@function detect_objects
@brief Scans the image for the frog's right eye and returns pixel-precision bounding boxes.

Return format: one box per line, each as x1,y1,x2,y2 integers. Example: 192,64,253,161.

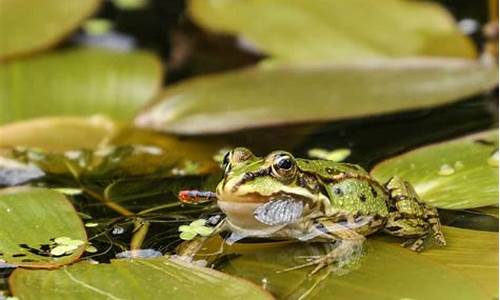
271,153,296,180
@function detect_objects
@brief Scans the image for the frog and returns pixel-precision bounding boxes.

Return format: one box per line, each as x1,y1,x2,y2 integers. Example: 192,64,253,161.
179,147,446,274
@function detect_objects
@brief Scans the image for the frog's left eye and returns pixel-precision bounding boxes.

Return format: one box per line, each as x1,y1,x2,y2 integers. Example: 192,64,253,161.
272,154,296,178
222,151,231,172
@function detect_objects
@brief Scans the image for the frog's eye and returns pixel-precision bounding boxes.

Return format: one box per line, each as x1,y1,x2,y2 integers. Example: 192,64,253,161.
232,147,254,163
222,151,231,171
272,154,296,178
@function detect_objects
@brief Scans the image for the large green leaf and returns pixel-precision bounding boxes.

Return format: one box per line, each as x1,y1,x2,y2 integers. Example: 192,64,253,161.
215,227,497,300
0,48,163,124
0,187,87,268
0,0,101,60
371,129,498,209
9,257,274,300
189,0,475,64
135,58,497,134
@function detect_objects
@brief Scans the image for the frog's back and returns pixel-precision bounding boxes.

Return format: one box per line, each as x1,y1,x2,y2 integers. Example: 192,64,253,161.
297,159,389,218
296,159,369,178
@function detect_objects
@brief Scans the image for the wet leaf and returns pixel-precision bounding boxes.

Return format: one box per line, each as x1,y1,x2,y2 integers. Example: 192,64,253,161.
0,187,87,268
371,129,498,209
0,119,222,177
136,58,497,134
0,0,101,60
9,257,274,300
214,227,497,300
0,116,117,152
189,0,476,64
0,48,163,124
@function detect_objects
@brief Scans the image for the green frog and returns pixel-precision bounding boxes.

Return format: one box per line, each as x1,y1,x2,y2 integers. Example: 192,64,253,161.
180,147,446,273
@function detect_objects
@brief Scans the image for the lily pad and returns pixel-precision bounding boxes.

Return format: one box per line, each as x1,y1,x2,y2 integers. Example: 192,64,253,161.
136,58,497,134
9,257,273,299
215,227,497,300
0,0,101,60
189,0,475,64
371,129,498,209
0,187,87,268
0,116,117,152
0,48,163,124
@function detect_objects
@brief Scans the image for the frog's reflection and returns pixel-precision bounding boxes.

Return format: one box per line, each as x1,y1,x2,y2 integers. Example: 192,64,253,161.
209,239,366,298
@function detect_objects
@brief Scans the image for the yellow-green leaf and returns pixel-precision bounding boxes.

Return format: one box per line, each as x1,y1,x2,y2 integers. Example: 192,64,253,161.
9,258,274,300
136,58,497,134
0,187,87,268
371,129,498,209
0,48,163,124
0,0,101,60
217,227,497,300
189,0,476,64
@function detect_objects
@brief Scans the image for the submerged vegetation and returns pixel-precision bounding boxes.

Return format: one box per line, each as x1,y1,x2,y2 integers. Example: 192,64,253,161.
0,0,498,299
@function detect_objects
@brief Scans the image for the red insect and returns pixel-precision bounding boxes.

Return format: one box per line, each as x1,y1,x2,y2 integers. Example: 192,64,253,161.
178,190,217,204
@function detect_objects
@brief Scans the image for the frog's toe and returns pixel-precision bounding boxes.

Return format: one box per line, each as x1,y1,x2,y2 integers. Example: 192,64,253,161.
401,236,426,252
433,231,447,246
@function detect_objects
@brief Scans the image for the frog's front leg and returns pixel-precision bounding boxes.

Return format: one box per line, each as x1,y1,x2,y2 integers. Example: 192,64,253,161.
383,176,446,252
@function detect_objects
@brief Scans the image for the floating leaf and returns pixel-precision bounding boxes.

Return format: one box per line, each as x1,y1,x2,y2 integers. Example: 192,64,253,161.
136,58,497,134
0,187,87,268
371,129,498,209
308,148,351,162
10,257,273,299
0,116,117,152
215,227,497,300
189,0,475,64
0,48,163,124
1,120,222,177
0,0,101,60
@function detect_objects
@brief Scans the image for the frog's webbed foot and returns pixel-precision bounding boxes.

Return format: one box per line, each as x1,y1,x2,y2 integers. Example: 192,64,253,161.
278,239,364,276
384,176,446,251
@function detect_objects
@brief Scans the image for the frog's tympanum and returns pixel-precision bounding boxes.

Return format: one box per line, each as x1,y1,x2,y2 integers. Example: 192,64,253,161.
181,147,446,273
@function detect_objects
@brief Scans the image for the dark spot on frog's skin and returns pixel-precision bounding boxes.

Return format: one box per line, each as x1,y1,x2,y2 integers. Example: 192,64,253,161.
360,193,367,202
0,253,3,256
21,259,37,262
333,187,343,196
12,253,26,257
336,217,348,224
297,176,308,188
388,205,398,212
385,226,402,232
474,139,495,146
370,186,378,197
392,215,404,221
